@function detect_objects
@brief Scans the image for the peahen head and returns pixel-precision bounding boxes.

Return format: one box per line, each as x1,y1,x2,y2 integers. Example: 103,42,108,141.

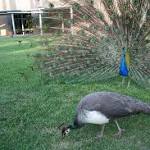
61,125,72,137
58,123,75,138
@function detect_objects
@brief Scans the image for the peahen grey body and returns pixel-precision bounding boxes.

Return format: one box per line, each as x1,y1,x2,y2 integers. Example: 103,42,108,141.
61,92,150,137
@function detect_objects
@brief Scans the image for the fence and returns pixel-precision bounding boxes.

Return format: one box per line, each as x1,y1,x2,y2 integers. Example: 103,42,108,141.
0,7,74,37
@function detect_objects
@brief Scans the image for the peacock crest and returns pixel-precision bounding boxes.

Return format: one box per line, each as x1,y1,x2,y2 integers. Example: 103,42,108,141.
36,0,150,88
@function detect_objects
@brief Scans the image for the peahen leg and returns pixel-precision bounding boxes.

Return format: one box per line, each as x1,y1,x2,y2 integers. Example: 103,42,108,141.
96,124,105,139
114,120,125,138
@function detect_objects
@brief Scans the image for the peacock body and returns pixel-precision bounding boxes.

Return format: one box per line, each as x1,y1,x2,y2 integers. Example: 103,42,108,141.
37,0,150,88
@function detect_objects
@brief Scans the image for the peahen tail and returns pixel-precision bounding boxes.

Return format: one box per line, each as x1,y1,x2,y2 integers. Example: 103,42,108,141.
135,101,150,115
126,96,150,115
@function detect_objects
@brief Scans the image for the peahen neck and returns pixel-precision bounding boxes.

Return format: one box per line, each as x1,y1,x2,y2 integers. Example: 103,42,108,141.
67,124,78,130
68,118,83,129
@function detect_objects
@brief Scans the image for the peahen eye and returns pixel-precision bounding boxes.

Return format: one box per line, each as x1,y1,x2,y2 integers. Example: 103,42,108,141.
66,130,69,133
65,129,70,134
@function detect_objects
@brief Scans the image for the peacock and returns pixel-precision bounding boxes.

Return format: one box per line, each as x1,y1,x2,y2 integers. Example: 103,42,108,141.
36,0,150,88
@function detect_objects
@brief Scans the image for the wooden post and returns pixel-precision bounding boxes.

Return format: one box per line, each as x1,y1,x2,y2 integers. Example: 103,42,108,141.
21,14,25,35
11,13,16,36
70,6,74,35
39,12,43,35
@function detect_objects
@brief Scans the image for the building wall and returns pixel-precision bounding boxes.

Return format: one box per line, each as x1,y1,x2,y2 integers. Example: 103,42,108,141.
47,0,69,8
0,0,73,11
0,0,50,11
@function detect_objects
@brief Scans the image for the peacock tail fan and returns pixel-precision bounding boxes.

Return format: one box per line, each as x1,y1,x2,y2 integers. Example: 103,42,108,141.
35,0,150,88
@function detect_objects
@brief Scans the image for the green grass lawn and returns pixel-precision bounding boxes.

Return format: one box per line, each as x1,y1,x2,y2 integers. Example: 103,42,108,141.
0,36,150,150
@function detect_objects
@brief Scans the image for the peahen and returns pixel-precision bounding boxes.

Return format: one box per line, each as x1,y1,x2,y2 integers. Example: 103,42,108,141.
60,91,150,138
36,0,150,87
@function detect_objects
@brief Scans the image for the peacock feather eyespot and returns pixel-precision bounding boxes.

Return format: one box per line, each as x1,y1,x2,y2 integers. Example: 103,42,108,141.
36,1,150,87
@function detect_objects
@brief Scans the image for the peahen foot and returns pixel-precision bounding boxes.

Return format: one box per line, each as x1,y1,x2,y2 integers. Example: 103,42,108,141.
114,128,125,138
96,124,105,139
114,120,125,138
96,133,104,139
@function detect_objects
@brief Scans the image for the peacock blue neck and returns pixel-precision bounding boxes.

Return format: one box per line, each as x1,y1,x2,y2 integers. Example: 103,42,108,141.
119,47,128,77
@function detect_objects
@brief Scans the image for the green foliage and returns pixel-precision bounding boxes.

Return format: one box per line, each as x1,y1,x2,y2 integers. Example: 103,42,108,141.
49,2,54,8
25,15,33,28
